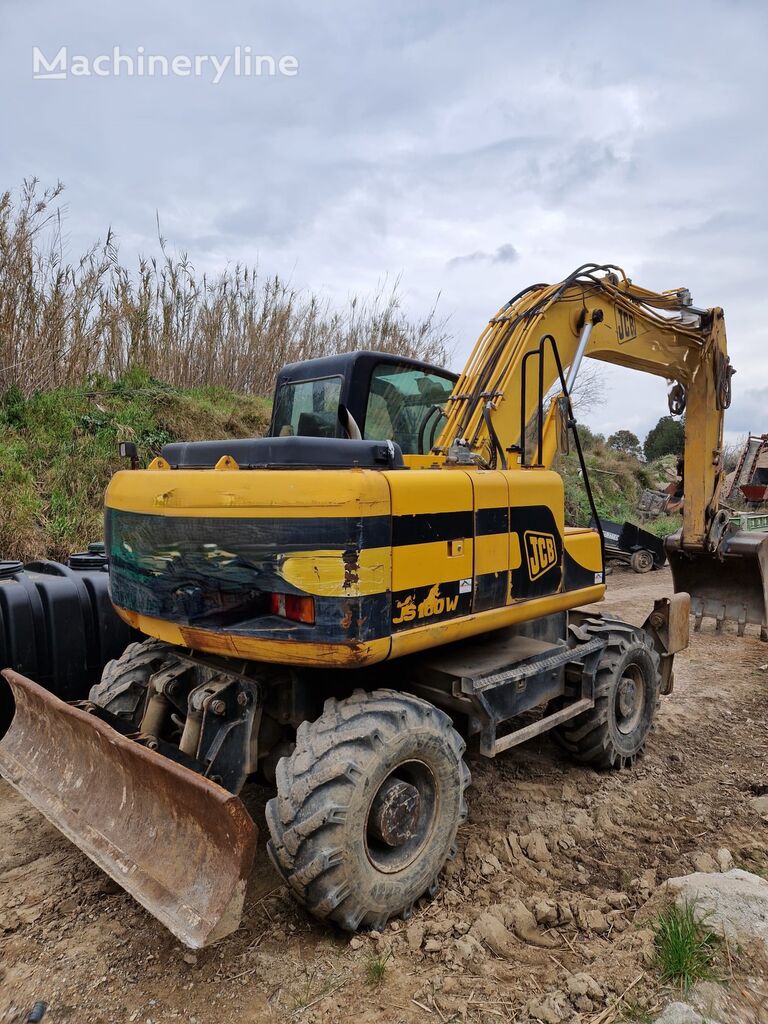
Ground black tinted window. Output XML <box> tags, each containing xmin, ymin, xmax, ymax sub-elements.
<box><xmin>272</xmin><ymin>376</ymin><xmax>342</xmax><ymax>438</ymax></box>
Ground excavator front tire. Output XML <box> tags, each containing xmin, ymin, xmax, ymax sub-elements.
<box><xmin>266</xmin><ymin>689</ymin><xmax>470</xmax><ymax>931</ymax></box>
<box><xmin>89</xmin><ymin>638</ymin><xmax>180</xmax><ymax>727</ymax></box>
<box><xmin>555</xmin><ymin>621</ymin><xmax>661</xmax><ymax>769</ymax></box>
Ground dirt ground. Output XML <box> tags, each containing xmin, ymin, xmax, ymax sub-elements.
<box><xmin>2</xmin><ymin>567</ymin><xmax>767</xmax><ymax>1024</ymax></box>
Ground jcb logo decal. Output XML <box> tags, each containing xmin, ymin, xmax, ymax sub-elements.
<box><xmin>524</xmin><ymin>531</ymin><xmax>558</xmax><ymax>580</ymax></box>
<box><xmin>615</xmin><ymin>305</ymin><xmax>637</xmax><ymax>343</ymax></box>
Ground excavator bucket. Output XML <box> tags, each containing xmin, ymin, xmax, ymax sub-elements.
<box><xmin>0</xmin><ymin>669</ymin><xmax>257</xmax><ymax>948</ymax></box>
<box><xmin>666</xmin><ymin>531</ymin><xmax>768</xmax><ymax>640</ymax></box>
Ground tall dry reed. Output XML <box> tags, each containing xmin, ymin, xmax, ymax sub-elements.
<box><xmin>0</xmin><ymin>180</ymin><xmax>450</xmax><ymax>395</ymax></box>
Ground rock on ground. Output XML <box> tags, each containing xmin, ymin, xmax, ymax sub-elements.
<box><xmin>665</xmin><ymin>868</ymin><xmax>768</xmax><ymax>948</ymax></box>
<box><xmin>526</xmin><ymin>990</ymin><xmax>571</xmax><ymax>1024</ymax></box>
<box><xmin>686</xmin><ymin>980</ymin><xmax>733</xmax><ymax>1022</ymax></box>
<box><xmin>690</xmin><ymin>852</ymin><xmax>719</xmax><ymax>874</ymax></box>
<box><xmin>470</xmin><ymin>911</ymin><xmax>517</xmax><ymax>958</ymax></box>
<box><xmin>654</xmin><ymin>1002</ymin><xmax>721</xmax><ymax>1024</ymax></box>
<box><xmin>715</xmin><ymin>848</ymin><xmax>734</xmax><ymax>872</ymax></box>
<box><xmin>565</xmin><ymin>972</ymin><xmax>604</xmax><ymax>1012</ymax></box>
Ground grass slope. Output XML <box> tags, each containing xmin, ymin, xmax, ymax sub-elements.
<box><xmin>0</xmin><ymin>368</ymin><xmax>270</xmax><ymax>562</ymax></box>
<box><xmin>557</xmin><ymin>429</ymin><xmax>683</xmax><ymax>537</ymax></box>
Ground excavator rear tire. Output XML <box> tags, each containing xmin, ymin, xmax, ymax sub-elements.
<box><xmin>554</xmin><ymin>621</ymin><xmax>661</xmax><ymax>769</ymax></box>
<box><xmin>266</xmin><ymin>689</ymin><xmax>470</xmax><ymax>931</ymax></box>
<box><xmin>89</xmin><ymin>638</ymin><xmax>180</xmax><ymax>727</ymax></box>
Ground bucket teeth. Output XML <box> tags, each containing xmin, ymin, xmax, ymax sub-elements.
<box><xmin>666</xmin><ymin>530</ymin><xmax>768</xmax><ymax>641</ymax></box>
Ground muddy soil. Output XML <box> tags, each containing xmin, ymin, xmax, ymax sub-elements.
<box><xmin>1</xmin><ymin>567</ymin><xmax>767</xmax><ymax>1023</ymax></box>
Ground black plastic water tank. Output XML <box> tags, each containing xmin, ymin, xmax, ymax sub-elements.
<box><xmin>0</xmin><ymin>556</ymin><xmax>137</xmax><ymax>720</ymax></box>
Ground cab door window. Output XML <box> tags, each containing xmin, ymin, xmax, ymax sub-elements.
<box><xmin>272</xmin><ymin>376</ymin><xmax>342</xmax><ymax>437</ymax></box>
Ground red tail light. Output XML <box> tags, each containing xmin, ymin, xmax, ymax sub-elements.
<box><xmin>269</xmin><ymin>592</ymin><xmax>315</xmax><ymax>624</ymax></box>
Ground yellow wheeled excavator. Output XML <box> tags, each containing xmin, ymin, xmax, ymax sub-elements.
<box><xmin>1</xmin><ymin>264</ymin><xmax>764</xmax><ymax>949</ymax></box>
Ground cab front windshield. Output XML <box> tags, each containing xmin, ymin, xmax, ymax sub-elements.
<box><xmin>364</xmin><ymin>363</ymin><xmax>454</xmax><ymax>454</ymax></box>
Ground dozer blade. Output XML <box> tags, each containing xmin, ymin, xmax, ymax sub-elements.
<box><xmin>0</xmin><ymin>669</ymin><xmax>257</xmax><ymax>948</ymax></box>
<box><xmin>666</xmin><ymin>530</ymin><xmax>768</xmax><ymax>640</ymax></box>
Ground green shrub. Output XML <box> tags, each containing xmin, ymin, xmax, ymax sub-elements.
<box><xmin>0</xmin><ymin>373</ymin><xmax>271</xmax><ymax>561</ymax></box>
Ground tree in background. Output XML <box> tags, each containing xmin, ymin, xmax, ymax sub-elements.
<box><xmin>607</xmin><ymin>429</ymin><xmax>641</xmax><ymax>458</ymax></box>
<box><xmin>723</xmin><ymin>436</ymin><xmax>746</xmax><ymax>474</ymax></box>
<box><xmin>644</xmin><ymin>416</ymin><xmax>684</xmax><ymax>461</ymax></box>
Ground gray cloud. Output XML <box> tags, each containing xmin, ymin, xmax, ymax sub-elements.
<box><xmin>0</xmin><ymin>0</ymin><xmax>766</xmax><ymax>442</ymax></box>
<box><xmin>724</xmin><ymin>386</ymin><xmax>768</xmax><ymax>434</ymax></box>
<box><xmin>447</xmin><ymin>243</ymin><xmax>518</xmax><ymax>269</ymax></box>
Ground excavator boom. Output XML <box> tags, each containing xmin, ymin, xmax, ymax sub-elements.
<box><xmin>433</xmin><ymin>263</ymin><xmax>766</xmax><ymax>638</ymax></box>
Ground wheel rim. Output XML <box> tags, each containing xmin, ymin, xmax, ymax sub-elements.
<box><xmin>364</xmin><ymin>760</ymin><xmax>438</xmax><ymax>874</ymax></box>
<box><xmin>615</xmin><ymin>664</ymin><xmax>646</xmax><ymax>734</ymax></box>
<box><xmin>636</xmin><ymin>551</ymin><xmax>653</xmax><ymax>571</ymax></box>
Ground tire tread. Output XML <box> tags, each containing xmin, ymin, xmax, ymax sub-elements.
<box><xmin>266</xmin><ymin>689</ymin><xmax>469</xmax><ymax>931</ymax></box>
<box><xmin>555</xmin><ymin>620</ymin><xmax>660</xmax><ymax>769</ymax></box>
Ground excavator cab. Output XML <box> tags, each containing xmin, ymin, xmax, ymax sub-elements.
<box><xmin>268</xmin><ymin>350</ymin><xmax>457</xmax><ymax>453</ymax></box>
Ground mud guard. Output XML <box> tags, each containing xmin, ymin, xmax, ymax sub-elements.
<box><xmin>642</xmin><ymin>593</ymin><xmax>690</xmax><ymax>694</ymax></box>
<box><xmin>665</xmin><ymin>530</ymin><xmax>768</xmax><ymax>641</ymax></box>
<box><xmin>0</xmin><ymin>669</ymin><xmax>257</xmax><ymax>948</ymax></box>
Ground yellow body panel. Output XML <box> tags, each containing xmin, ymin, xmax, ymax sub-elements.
<box><xmin>388</xmin><ymin>469</ymin><xmax>474</xmax><ymax>598</ymax></box>
<box><xmin>563</xmin><ymin>527</ymin><xmax>604</xmax><ymax>572</ymax></box>
<box><xmin>390</xmin><ymin>540</ymin><xmax>474</xmax><ymax>590</ymax></box>
<box><xmin>114</xmin><ymin>584</ymin><xmax>605</xmax><ymax>668</ymax></box>
<box><xmin>107</xmin><ymin>465</ymin><xmax>391</xmax><ymax>518</ymax></box>
<box><xmin>112</xmin><ymin>606</ymin><xmax>393</xmax><ymax>667</ymax></box>
<box><xmin>389</xmin><ymin>585</ymin><xmax>605</xmax><ymax>659</ymax></box>
<box><xmin>471</xmin><ymin>472</ymin><xmax>511</xmax><ymax>596</ymax></box>
<box><xmin>279</xmin><ymin>547</ymin><xmax>390</xmax><ymax>598</ymax></box>
<box><xmin>475</xmin><ymin>533</ymin><xmax>508</xmax><ymax>582</ymax></box>
<box><xmin>106</xmin><ymin>459</ymin><xmax>604</xmax><ymax>669</ymax></box>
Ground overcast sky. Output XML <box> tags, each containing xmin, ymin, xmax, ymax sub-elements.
<box><xmin>1</xmin><ymin>0</ymin><xmax>766</xmax><ymax>443</ymax></box>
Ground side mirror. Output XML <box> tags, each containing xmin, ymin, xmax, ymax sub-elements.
<box><xmin>118</xmin><ymin>441</ymin><xmax>140</xmax><ymax>470</ymax></box>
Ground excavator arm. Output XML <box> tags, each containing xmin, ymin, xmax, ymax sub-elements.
<box><xmin>433</xmin><ymin>264</ymin><xmax>765</xmax><ymax>638</ymax></box>
<box><xmin>434</xmin><ymin>264</ymin><xmax>731</xmax><ymax>550</ymax></box>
